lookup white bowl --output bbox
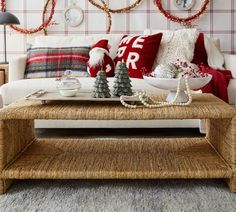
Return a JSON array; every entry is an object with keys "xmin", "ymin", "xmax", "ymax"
[
  {"xmin": 144, "ymin": 75, "xmax": 212, "ymax": 103},
  {"xmin": 144, "ymin": 75, "xmax": 212, "ymax": 90},
  {"xmin": 59, "ymin": 89, "xmax": 79, "ymax": 97}
]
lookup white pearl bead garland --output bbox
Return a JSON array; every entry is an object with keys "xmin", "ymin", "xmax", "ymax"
[{"xmin": 120, "ymin": 76, "xmax": 192, "ymax": 109}]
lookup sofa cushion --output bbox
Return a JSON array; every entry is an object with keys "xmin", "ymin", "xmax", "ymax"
[
  {"xmin": 114, "ymin": 33, "xmax": 163, "ymax": 78},
  {"xmin": 4, "ymin": 76, "xmax": 233, "ymax": 106},
  {"xmin": 224, "ymin": 53, "xmax": 236, "ymax": 78},
  {"xmin": 0, "ymin": 77, "xmax": 167, "ymax": 105},
  {"xmin": 204, "ymin": 36, "xmax": 225, "ymax": 70},
  {"xmin": 33, "ymin": 34, "xmax": 124, "ymax": 59},
  {"xmin": 228, "ymin": 79, "xmax": 236, "ymax": 105},
  {"xmin": 25, "ymin": 47, "xmax": 90, "ymax": 79}
]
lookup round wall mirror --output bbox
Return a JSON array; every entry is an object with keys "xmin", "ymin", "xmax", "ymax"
[
  {"xmin": 174, "ymin": 0, "xmax": 195, "ymax": 10},
  {"xmin": 63, "ymin": 5, "xmax": 84, "ymax": 27}
]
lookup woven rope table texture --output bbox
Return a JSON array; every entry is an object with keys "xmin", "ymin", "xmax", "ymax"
[
  {"xmin": 0, "ymin": 93, "xmax": 236, "ymax": 194},
  {"xmin": 0, "ymin": 94, "xmax": 235, "ymax": 120}
]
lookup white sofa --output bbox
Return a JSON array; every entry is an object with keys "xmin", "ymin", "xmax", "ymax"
[{"xmin": 1, "ymin": 33, "xmax": 236, "ymax": 129}]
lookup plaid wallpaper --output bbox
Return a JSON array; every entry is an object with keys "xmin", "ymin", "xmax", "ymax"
[{"xmin": 0, "ymin": 0, "xmax": 235, "ymax": 61}]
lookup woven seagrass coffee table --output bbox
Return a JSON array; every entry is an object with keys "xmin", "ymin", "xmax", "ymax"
[{"xmin": 0, "ymin": 94, "xmax": 236, "ymax": 194}]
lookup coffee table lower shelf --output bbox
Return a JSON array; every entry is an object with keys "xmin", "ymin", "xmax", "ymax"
[{"xmin": 2, "ymin": 137, "xmax": 232, "ymax": 180}]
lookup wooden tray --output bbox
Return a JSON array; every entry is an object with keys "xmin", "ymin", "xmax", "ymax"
[{"xmin": 25, "ymin": 89, "xmax": 139, "ymax": 103}]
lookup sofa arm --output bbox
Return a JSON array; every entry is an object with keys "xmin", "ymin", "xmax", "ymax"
[
  {"xmin": 9, "ymin": 55, "xmax": 27, "ymax": 82},
  {"xmin": 224, "ymin": 53, "xmax": 236, "ymax": 78}
]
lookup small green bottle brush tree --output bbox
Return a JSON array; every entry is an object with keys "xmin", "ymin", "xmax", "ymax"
[
  {"xmin": 92, "ymin": 62, "xmax": 133, "ymax": 98},
  {"xmin": 112, "ymin": 62, "xmax": 133, "ymax": 97},
  {"xmin": 92, "ymin": 71, "xmax": 111, "ymax": 98}
]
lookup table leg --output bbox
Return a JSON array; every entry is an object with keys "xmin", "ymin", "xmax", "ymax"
[
  {"xmin": 0, "ymin": 179, "xmax": 13, "ymax": 194},
  {"xmin": 0, "ymin": 120, "xmax": 35, "ymax": 194},
  {"xmin": 206, "ymin": 117, "xmax": 236, "ymax": 192}
]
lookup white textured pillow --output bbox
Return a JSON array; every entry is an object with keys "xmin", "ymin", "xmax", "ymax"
[{"xmin": 144, "ymin": 29, "xmax": 199, "ymax": 69}]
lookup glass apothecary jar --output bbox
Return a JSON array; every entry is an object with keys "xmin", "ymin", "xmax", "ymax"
[{"xmin": 57, "ymin": 70, "xmax": 81, "ymax": 97}]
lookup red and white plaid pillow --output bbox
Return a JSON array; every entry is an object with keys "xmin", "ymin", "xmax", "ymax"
[{"xmin": 114, "ymin": 33, "xmax": 162, "ymax": 78}]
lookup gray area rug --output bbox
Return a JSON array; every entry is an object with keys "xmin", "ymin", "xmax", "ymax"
[{"xmin": 0, "ymin": 179, "xmax": 236, "ymax": 212}]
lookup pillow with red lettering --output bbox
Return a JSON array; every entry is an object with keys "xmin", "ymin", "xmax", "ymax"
[{"xmin": 114, "ymin": 33, "xmax": 163, "ymax": 78}]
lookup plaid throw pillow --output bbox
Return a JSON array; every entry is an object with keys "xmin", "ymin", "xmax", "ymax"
[{"xmin": 25, "ymin": 47, "xmax": 90, "ymax": 79}]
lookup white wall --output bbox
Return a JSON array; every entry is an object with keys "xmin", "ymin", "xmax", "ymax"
[{"xmin": 0, "ymin": 0, "xmax": 235, "ymax": 61}]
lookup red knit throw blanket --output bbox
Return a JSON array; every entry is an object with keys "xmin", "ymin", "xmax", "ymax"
[{"xmin": 198, "ymin": 64, "xmax": 232, "ymax": 103}]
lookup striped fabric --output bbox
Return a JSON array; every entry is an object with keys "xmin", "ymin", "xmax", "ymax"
[{"xmin": 25, "ymin": 47, "xmax": 90, "ymax": 79}]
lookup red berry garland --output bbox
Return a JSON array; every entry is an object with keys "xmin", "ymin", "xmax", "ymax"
[
  {"xmin": 0, "ymin": 0, "xmax": 4, "ymax": 11},
  {"xmin": 88, "ymin": 0, "xmax": 143, "ymax": 33},
  {"xmin": 153, "ymin": 0, "xmax": 210, "ymax": 27},
  {"xmin": 0, "ymin": 0, "xmax": 56, "ymax": 35}
]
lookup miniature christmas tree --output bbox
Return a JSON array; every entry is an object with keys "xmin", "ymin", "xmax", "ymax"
[
  {"xmin": 92, "ymin": 71, "xmax": 111, "ymax": 98},
  {"xmin": 113, "ymin": 62, "xmax": 133, "ymax": 97}
]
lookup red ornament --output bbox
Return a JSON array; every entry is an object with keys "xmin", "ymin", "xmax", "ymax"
[
  {"xmin": 153, "ymin": 0, "xmax": 210, "ymax": 27},
  {"xmin": 0, "ymin": 0, "xmax": 56, "ymax": 35}
]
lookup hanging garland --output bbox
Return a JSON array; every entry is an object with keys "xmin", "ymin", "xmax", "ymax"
[
  {"xmin": 0, "ymin": 0, "xmax": 5, "ymax": 11},
  {"xmin": 99, "ymin": 0, "xmax": 112, "ymax": 34},
  {"xmin": 42, "ymin": 0, "xmax": 54, "ymax": 35},
  {"xmin": 88, "ymin": 0, "xmax": 143, "ymax": 13},
  {"xmin": 88, "ymin": 0, "xmax": 143, "ymax": 33},
  {"xmin": 153, "ymin": 0, "xmax": 210, "ymax": 27},
  {"xmin": 0, "ymin": 0, "xmax": 56, "ymax": 35}
]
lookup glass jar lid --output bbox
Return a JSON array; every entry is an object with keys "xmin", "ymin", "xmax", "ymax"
[{"xmin": 57, "ymin": 70, "xmax": 81, "ymax": 90}]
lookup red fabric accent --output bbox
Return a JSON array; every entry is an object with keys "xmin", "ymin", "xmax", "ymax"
[
  {"xmin": 114, "ymin": 33, "xmax": 163, "ymax": 79},
  {"xmin": 91, "ymin": 39, "xmax": 109, "ymax": 52},
  {"xmin": 199, "ymin": 65, "xmax": 232, "ymax": 103},
  {"xmin": 88, "ymin": 54, "xmax": 115, "ymax": 77},
  {"xmin": 192, "ymin": 33, "xmax": 208, "ymax": 65},
  {"xmin": 87, "ymin": 40, "xmax": 115, "ymax": 77}
]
